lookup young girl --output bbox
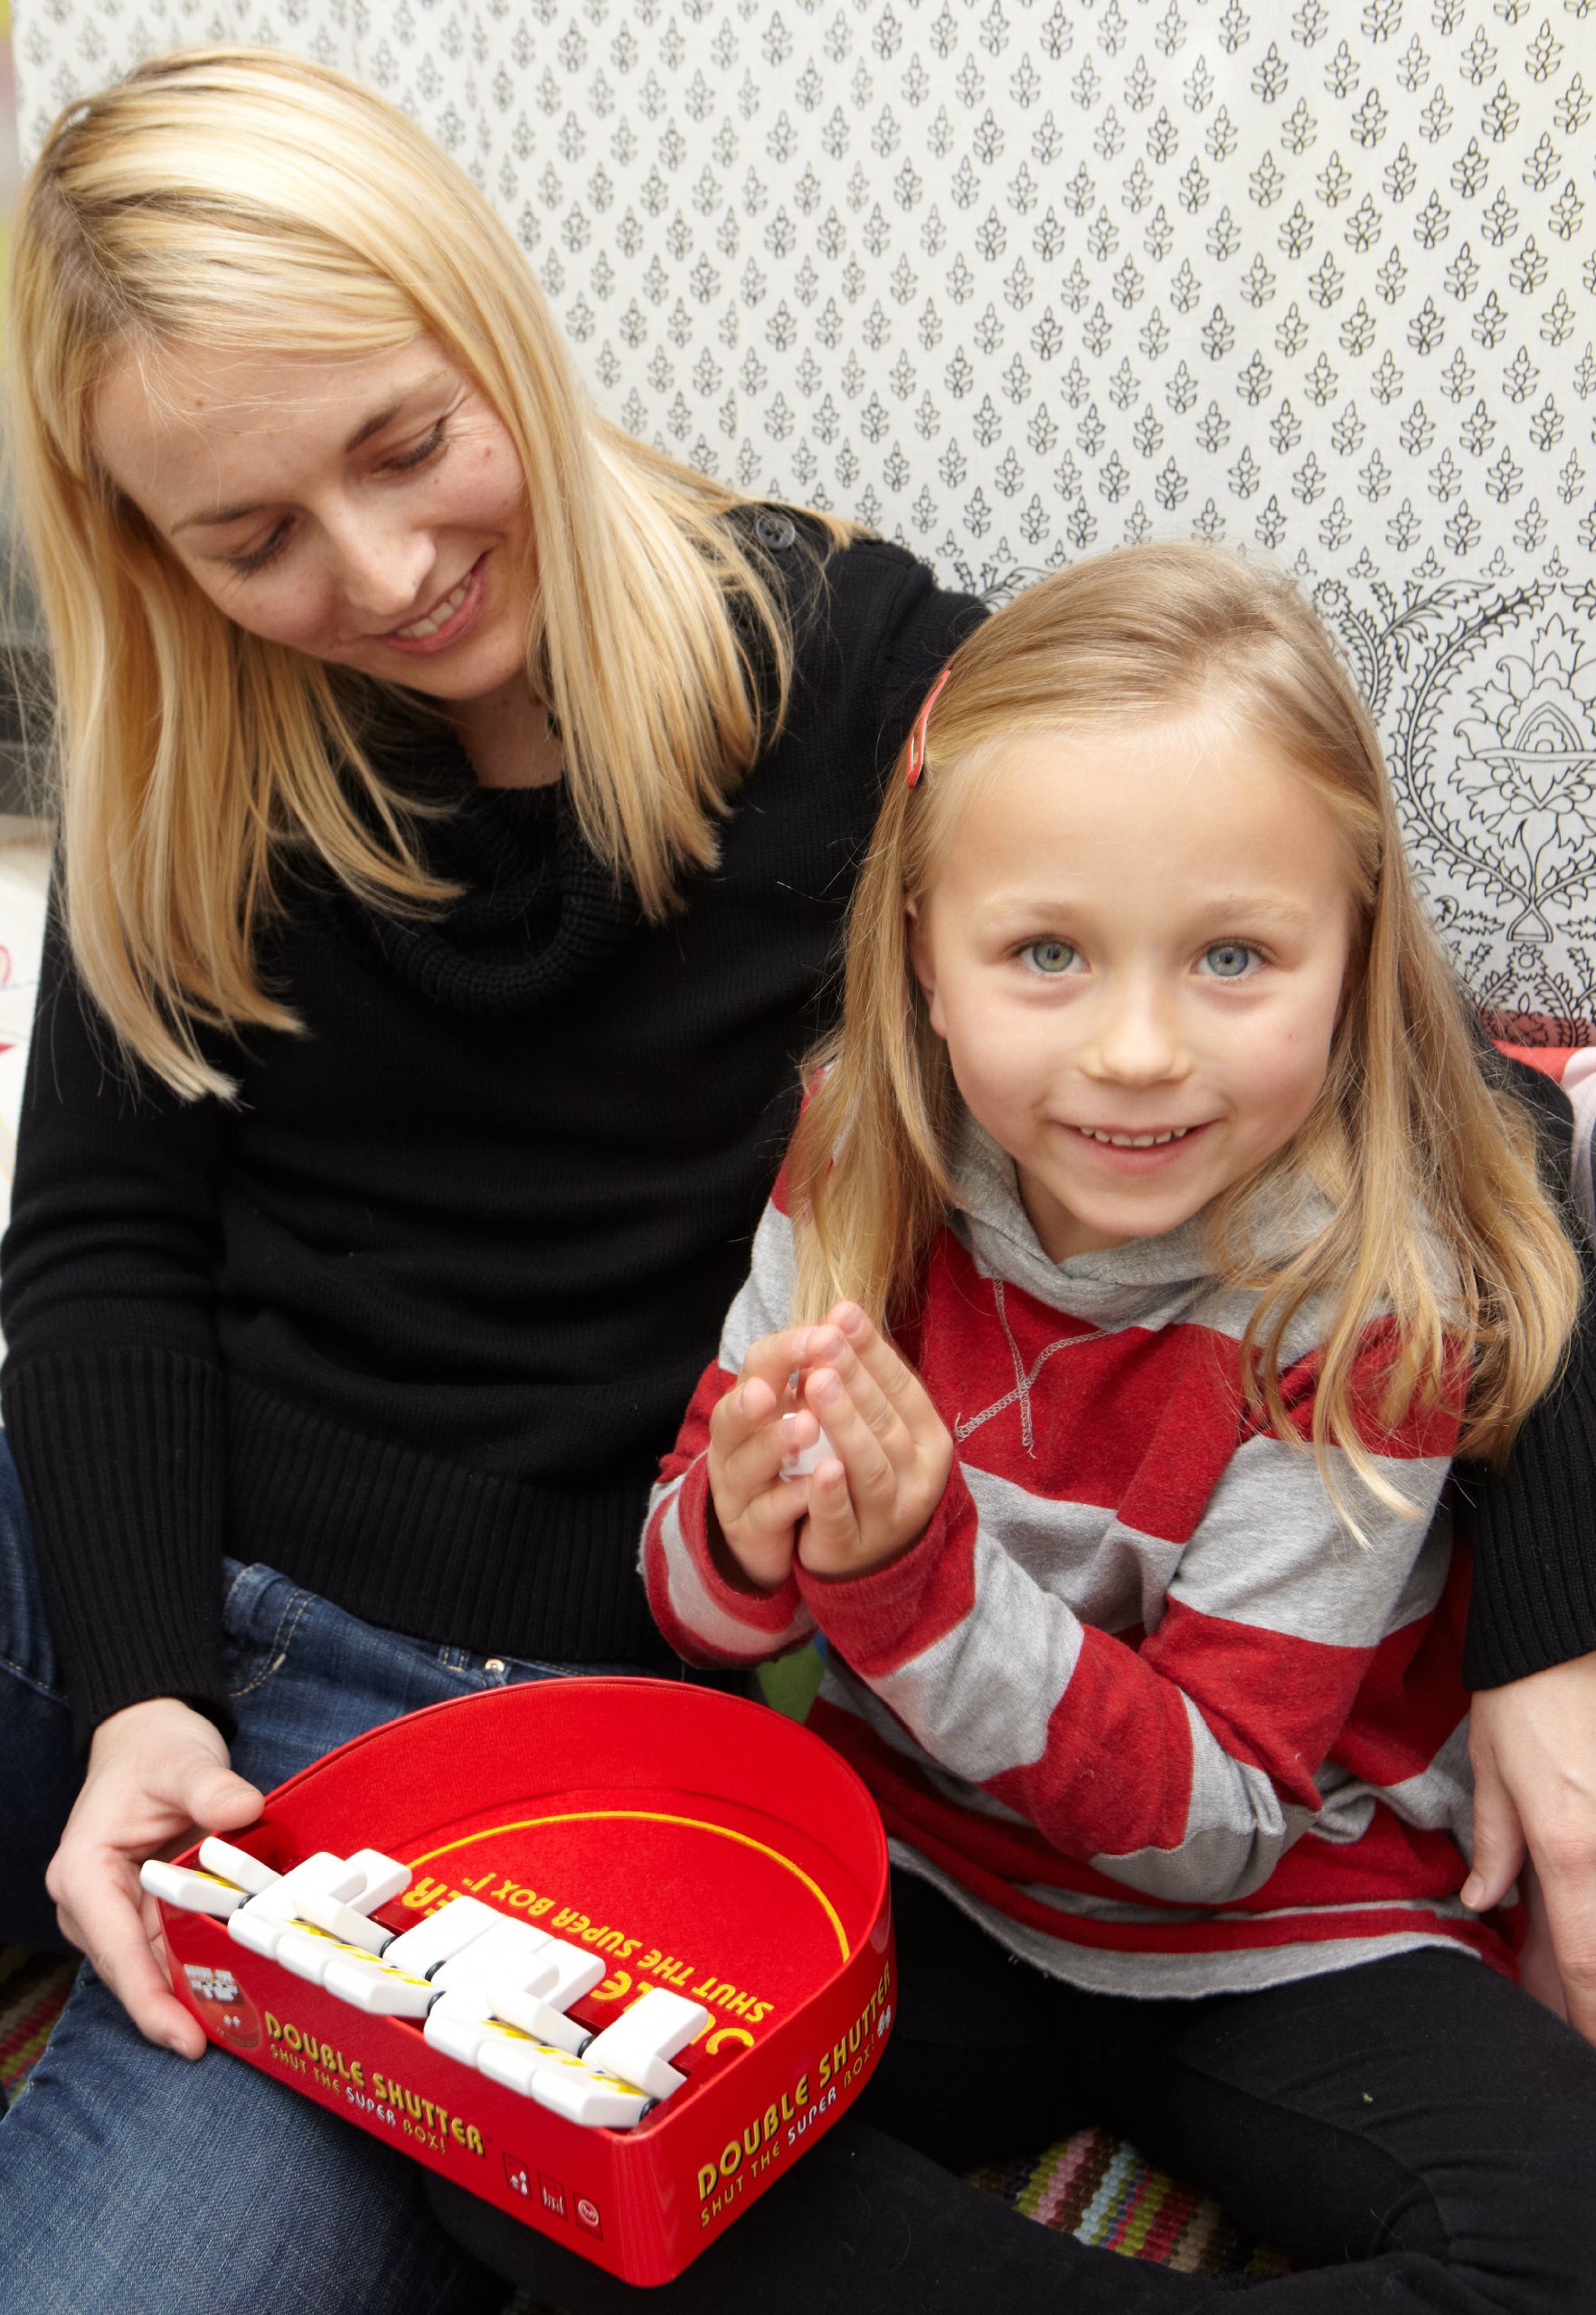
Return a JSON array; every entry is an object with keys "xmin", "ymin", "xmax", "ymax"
[{"xmin": 629, "ymin": 549, "xmax": 1596, "ymax": 2310}]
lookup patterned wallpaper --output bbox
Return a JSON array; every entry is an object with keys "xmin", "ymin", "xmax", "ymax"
[{"xmin": 13, "ymin": 0, "xmax": 1596, "ymax": 1028}]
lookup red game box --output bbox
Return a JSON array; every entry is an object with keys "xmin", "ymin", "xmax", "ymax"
[{"xmin": 154, "ymin": 1677, "xmax": 894, "ymax": 2285}]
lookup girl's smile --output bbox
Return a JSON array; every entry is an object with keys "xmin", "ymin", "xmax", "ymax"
[
  {"xmin": 909, "ymin": 711, "xmax": 1355, "ymax": 1262},
  {"xmin": 1062, "ymin": 1117, "xmax": 1216, "ymax": 1170}
]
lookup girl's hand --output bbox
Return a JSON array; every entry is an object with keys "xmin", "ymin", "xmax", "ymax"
[
  {"xmin": 45, "ymin": 1696, "xmax": 265, "ymax": 2058},
  {"xmin": 706, "ymin": 1324, "xmax": 824, "ymax": 1591},
  {"xmin": 796, "ymin": 1303, "xmax": 952, "ymax": 1578}
]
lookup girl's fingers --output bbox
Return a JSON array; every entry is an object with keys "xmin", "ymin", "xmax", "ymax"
[
  {"xmin": 716, "ymin": 1315, "xmax": 948, "ymax": 1576},
  {"xmin": 824, "ymin": 1304, "xmax": 947, "ymax": 1445},
  {"xmin": 736, "ymin": 1327, "xmax": 828, "ymax": 1401},
  {"xmin": 707, "ymin": 1379, "xmax": 780, "ymax": 1524},
  {"xmin": 801, "ymin": 1330, "xmax": 953, "ymax": 1572},
  {"xmin": 741, "ymin": 1476, "xmax": 811, "ymax": 1544},
  {"xmin": 708, "ymin": 1472, "xmax": 810, "ymax": 1583},
  {"xmin": 798, "ymin": 1457, "xmax": 863, "ymax": 1572},
  {"xmin": 711, "ymin": 1399, "xmax": 817, "ymax": 1521},
  {"xmin": 709, "ymin": 1369, "xmax": 777, "ymax": 1455},
  {"xmin": 804, "ymin": 1361, "xmax": 907, "ymax": 1496},
  {"xmin": 718, "ymin": 1476, "xmax": 810, "ymax": 1590},
  {"xmin": 710, "ymin": 1325, "xmax": 828, "ymax": 1462},
  {"xmin": 707, "ymin": 1337, "xmax": 826, "ymax": 1582}
]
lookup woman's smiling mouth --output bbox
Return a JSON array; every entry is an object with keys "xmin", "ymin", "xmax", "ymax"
[{"xmin": 382, "ymin": 553, "xmax": 487, "ymax": 653}]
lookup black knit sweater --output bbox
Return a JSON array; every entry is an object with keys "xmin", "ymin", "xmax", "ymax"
[
  {"xmin": 0, "ymin": 531, "xmax": 982, "ymax": 1743},
  {"xmin": 1459, "ymin": 1061, "xmax": 1596, "ymax": 1691},
  {"xmin": 2, "ymin": 528, "xmax": 1591, "ymax": 1750}
]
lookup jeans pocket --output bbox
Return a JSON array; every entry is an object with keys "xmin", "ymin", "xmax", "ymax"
[{"xmin": 221, "ymin": 1563, "xmax": 315, "ymax": 1700}]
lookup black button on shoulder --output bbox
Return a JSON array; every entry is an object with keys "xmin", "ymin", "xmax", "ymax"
[{"xmin": 753, "ymin": 510, "xmax": 797, "ymax": 551}]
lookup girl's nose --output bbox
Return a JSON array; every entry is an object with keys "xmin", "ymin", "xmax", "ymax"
[{"xmin": 1085, "ymin": 983, "xmax": 1188, "ymax": 1086}]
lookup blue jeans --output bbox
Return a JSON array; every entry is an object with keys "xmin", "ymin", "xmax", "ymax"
[{"xmin": 0, "ymin": 1432, "xmax": 654, "ymax": 2314}]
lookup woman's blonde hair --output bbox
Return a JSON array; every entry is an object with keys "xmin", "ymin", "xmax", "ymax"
[
  {"xmin": 790, "ymin": 543, "xmax": 1582, "ymax": 1507},
  {"xmin": 7, "ymin": 46, "xmax": 845, "ymax": 1098}
]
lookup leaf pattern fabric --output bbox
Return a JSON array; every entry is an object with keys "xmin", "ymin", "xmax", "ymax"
[{"xmin": 14, "ymin": 0, "xmax": 1596, "ymax": 1023}]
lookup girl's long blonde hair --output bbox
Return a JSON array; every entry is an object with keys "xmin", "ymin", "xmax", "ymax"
[
  {"xmin": 7, "ymin": 47, "xmax": 845, "ymax": 1099},
  {"xmin": 790, "ymin": 545, "xmax": 1582, "ymax": 1501}
]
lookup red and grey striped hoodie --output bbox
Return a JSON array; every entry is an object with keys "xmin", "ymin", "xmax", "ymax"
[{"xmin": 644, "ymin": 1112, "xmax": 1509, "ymax": 1996}]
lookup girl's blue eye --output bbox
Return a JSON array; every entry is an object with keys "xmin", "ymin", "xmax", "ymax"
[
  {"xmin": 1023, "ymin": 940, "xmax": 1079, "ymax": 975},
  {"xmin": 1203, "ymin": 942, "xmax": 1258, "ymax": 979}
]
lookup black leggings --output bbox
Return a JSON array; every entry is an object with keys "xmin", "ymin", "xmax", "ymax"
[{"xmin": 434, "ymin": 1872, "xmax": 1596, "ymax": 2311}]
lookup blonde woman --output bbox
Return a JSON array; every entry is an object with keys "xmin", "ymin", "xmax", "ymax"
[
  {"xmin": 0, "ymin": 45, "xmax": 1589, "ymax": 2315},
  {"xmin": 0, "ymin": 45, "xmax": 986, "ymax": 2309}
]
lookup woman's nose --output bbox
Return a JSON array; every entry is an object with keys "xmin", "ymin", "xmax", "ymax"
[{"xmin": 325, "ymin": 506, "xmax": 436, "ymax": 623}]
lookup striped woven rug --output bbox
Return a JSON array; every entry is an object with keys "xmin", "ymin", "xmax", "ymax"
[
  {"xmin": 2, "ymin": 1943, "xmax": 1283, "ymax": 2279},
  {"xmin": 0, "ymin": 1946, "xmax": 73, "ymax": 2106},
  {"xmin": 967, "ymin": 2133, "xmax": 1289, "ymax": 2278}
]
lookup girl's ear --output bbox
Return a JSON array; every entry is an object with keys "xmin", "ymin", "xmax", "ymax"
[{"xmin": 905, "ymin": 902, "xmax": 948, "ymax": 1040}]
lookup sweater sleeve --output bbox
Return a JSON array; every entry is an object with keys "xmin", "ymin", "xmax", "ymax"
[
  {"xmin": 1462, "ymin": 1053, "xmax": 1596, "ymax": 1687},
  {"xmin": 642, "ymin": 1179, "xmax": 816, "ymax": 1667},
  {"xmin": 1461, "ymin": 1220, "xmax": 1596, "ymax": 1687},
  {"xmin": 798, "ymin": 1332, "xmax": 1460, "ymax": 1904},
  {"xmin": 0, "ymin": 898, "xmax": 232, "ymax": 1747}
]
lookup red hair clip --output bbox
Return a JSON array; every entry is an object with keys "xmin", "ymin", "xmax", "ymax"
[{"xmin": 905, "ymin": 668, "xmax": 951, "ymax": 789}]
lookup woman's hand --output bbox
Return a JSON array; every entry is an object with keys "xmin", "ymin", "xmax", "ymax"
[
  {"xmin": 706, "ymin": 1323, "xmax": 824, "ymax": 1591},
  {"xmin": 46, "ymin": 1697, "xmax": 265, "ymax": 2058},
  {"xmin": 794, "ymin": 1302, "xmax": 952, "ymax": 1579},
  {"xmin": 1464, "ymin": 1653, "xmax": 1596, "ymax": 2046}
]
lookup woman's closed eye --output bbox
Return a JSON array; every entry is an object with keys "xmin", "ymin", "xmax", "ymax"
[
  {"xmin": 382, "ymin": 416, "xmax": 449, "ymax": 473},
  {"xmin": 227, "ymin": 523, "xmax": 292, "ymax": 577},
  {"xmin": 1198, "ymin": 940, "xmax": 1263, "ymax": 980},
  {"xmin": 224, "ymin": 420, "xmax": 451, "ymax": 577}
]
